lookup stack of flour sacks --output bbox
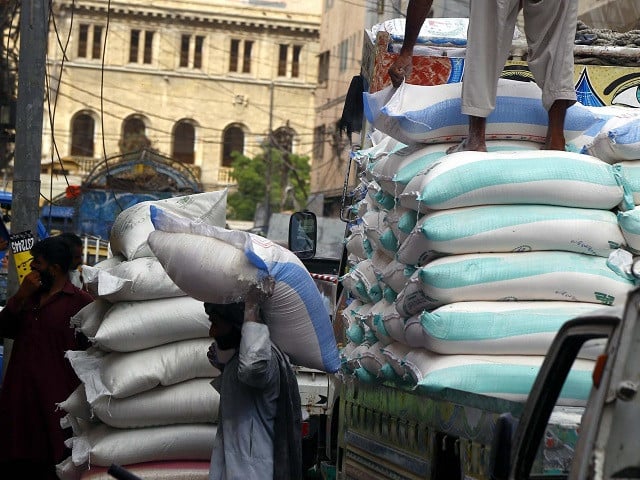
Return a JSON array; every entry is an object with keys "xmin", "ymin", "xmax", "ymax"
[
  {"xmin": 56, "ymin": 190, "xmax": 229, "ymax": 480},
  {"xmin": 340, "ymin": 78, "xmax": 640, "ymax": 405}
]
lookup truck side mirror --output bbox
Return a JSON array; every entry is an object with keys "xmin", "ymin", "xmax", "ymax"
[{"xmin": 288, "ymin": 211, "xmax": 317, "ymax": 260}]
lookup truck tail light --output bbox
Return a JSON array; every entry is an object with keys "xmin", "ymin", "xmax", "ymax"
[
  {"xmin": 301, "ymin": 421, "xmax": 310, "ymax": 438},
  {"xmin": 592, "ymin": 354, "xmax": 608, "ymax": 388}
]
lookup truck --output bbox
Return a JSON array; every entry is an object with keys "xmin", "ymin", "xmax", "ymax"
[{"xmin": 289, "ymin": 19, "xmax": 640, "ymax": 480}]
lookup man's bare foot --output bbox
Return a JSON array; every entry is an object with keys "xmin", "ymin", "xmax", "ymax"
[
  {"xmin": 446, "ymin": 138, "xmax": 488, "ymax": 154},
  {"xmin": 542, "ymin": 134, "xmax": 567, "ymax": 151}
]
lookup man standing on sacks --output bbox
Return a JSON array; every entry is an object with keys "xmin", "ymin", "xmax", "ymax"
[
  {"xmin": 204, "ymin": 275, "xmax": 303, "ymax": 480},
  {"xmin": 389, "ymin": 0, "xmax": 578, "ymax": 152}
]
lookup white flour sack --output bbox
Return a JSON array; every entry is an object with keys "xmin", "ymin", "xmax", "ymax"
[
  {"xmin": 109, "ymin": 189, "xmax": 228, "ymax": 260},
  {"xmin": 91, "ymin": 378, "xmax": 219, "ymax": 428},
  {"xmin": 419, "ymin": 301, "xmax": 601, "ymax": 355},
  {"xmin": 399, "ymin": 150, "xmax": 624, "ymax": 211},
  {"xmin": 405, "ymin": 353, "xmax": 595, "ymax": 406},
  {"xmin": 412, "ymin": 251, "xmax": 634, "ymax": 310},
  {"xmin": 364, "ymin": 79, "xmax": 605, "ymax": 146},
  {"xmin": 370, "ymin": 140, "xmax": 538, "ymax": 197},
  {"xmin": 82, "ymin": 256, "xmax": 185, "ymax": 302},
  {"xmin": 66, "ymin": 338, "xmax": 220, "ymax": 402},
  {"xmin": 67, "ymin": 423, "xmax": 216, "ymax": 467},
  {"xmin": 147, "ymin": 207, "xmax": 340, "ymax": 373},
  {"xmin": 397, "ymin": 204, "xmax": 624, "ymax": 266},
  {"xmin": 70, "ymin": 300, "xmax": 113, "ymax": 339},
  {"xmin": 92, "ymin": 297, "xmax": 211, "ymax": 352}
]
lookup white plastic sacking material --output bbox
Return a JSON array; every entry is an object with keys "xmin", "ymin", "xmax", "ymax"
[
  {"xmin": 398, "ymin": 251, "xmax": 634, "ymax": 313},
  {"xmin": 399, "ymin": 150, "xmax": 624, "ymax": 211},
  {"xmin": 367, "ymin": 300, "xmax": 395, "ymax": 346},
  {"xmin": 369, "ymin": 143, "xmax": 450, "ymax": 196},
  {"xmin": 419, "ymin": 301, "xmax": 601, "ymax": 355},
  {"xmin": 91, "ymin": 255, "xmax": 125, "ymax": 270},
  {"xmin": 358, "ymin": 342, "xmax": 387, "ymax": 378},
  {"xmin": 82, "ymin": 256, "xmax": 185, "ymax": 302},
  {"xmin": 91, "ymin": 378, "xmax": 219, "ymax": 428},
  {"xmin": 343, "ymin": 300, "xmax": 366, "ymax": 346},
  {"xmin": 66, "ymin": 423, "xmax": 217, "ymax": 467},
  {"xmin": 147, "ymin": 207, "xmax": 340, "ymax": 373},
  {"xmin": 384, "ymin": 205, "xmax": 418, "ymax": 245},
  {"xmin": 617, "ymin": 207, "xmax": 640, "ymax": 253},
  {"xmin": 92, "ymin": 297, "xmax": 211, "ymax": 352},
  {"xmin": 402, "ymin": 351, "xmax": 595, "ymax": 406},
  {"xmin": 109, "ymin": 189, "xmax": 228, "ymax": 261},
  {"xmin": 341, "ymin": 259, "xmax": 381, "ymax": 304},
  {"xmin": 70, "ymin": 300, "xmax": 113, "ymax": 339},
  {"xmin": 380, "ymin": 259, "xmax": 416, "ymax": 294},
  {"xmin": 371, "ymin": 140, "xmax": 537, "ymax": 197},
  {"xmin": 614, "ymin": 162, "xmax": 640, "ymax": 211},
  {"xmin": 362, "ymin": 209, "xmax": 388, "ymax": 251},
  {"xmin": 66, "ymin": 339, "xmax": 221, "ymax": 402},
  {"xmin": 371, "ymin": 299, "xmax": 406, "ymax": 345},
  {"xmin": 380, "ymin": 342, "xmax": 412, "ymax": 379},
  {"xmin": 339, "ymin": 342, "xmax": 359, "ymax": 374},
  {"xmin": 366, "ymin": 179, "xmax": 397, "ymax": 211},
  {"xmin": 404, "ymin": 315, "xmax": 428, "ymax": 348},
  {"xmin": 583, "ymin": 115, "xmax": 640, "ymax": 163},
  {"xmin": 345, "ymin": 224, "xmax": 370, "ymax": 261},
  {"xmin": 351, "ymin": 132, "xmax": 406, "ymax": 175},
  {"xmin": 57, "ymin": 384, "xmax": 94, "ymax": 422},
  {"xmin": 364, "ymin": 79, "xmax": 607, "ymax": 146},
  {"xmin": 397, "ymin": 204, "xmax": 625, "ymax": 266}
]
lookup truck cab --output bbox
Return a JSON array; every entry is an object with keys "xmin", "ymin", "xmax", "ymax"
[{"xmin": 498, "ymin": 288, "xmax": 640, "ymax": 480}]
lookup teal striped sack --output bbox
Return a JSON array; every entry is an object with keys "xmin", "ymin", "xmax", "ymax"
[
  {"xmin": 399, "ymin": 150, "xmax": 624, "ymax": 211},
  {"xmin": 396, "ymin": 204, "xmax": 624, "ymax": 266}
]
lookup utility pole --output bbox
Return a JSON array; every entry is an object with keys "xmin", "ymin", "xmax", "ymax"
[
  {"xmin": 13, "ymin": 0, "xmax": 46, "ymax": 242},
  {"xmin": 263, "ymin": 81, "xmax": 274, "ymax": 232},
  {"xmin": 4, "ymin": 0, "xmax": 48, "ymax": 373}
]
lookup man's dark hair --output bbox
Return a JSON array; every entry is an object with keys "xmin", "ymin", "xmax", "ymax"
[
  {"xmin": 204, "ymin": 302, "xmax": 244, "ymax": 328},
  {"xmin": 58, "ymin": 232, "xmax": 83, "ymax": 249},
  {"xmin": 31, "ymin": 236, "xmax": 73, "ymax": 271}
]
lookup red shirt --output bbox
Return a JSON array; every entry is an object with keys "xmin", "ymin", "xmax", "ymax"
[{"xmin": 0, "ymin": 281, "xmax": 93, "ymax": 463}]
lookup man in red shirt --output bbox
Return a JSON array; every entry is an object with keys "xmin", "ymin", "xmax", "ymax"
[{"xmin": 0, "ymin": 236, "xmax": 93, "ymax": 478}]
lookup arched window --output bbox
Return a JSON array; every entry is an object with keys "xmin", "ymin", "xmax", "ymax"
[
  {"xmin": 172, "ymin": 120, "xmax": 196, "ymax": 164},
  {"xmin": 70, "ymin": 112, "xmax": 95, "ymax": 157},
  {"xmin": 222, "ymin": 124, "xmax": 245, "ymax": 167},
  {"xmin": 120, "ymin": 115, "xmax": 150, "ymax": 154}
]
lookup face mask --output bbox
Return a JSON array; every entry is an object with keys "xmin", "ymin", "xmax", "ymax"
[{"xmin": 215, "ymin": 327, "xmax": 242, "ymax": 351}]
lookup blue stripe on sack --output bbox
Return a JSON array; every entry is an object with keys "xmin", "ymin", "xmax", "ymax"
[
  {"xmin": 383, "ymin": 97, "xmax": 603, "ymax": 136},
  {"xmin": 267, "ymin": 260, "xmax": 340, "ymax": 373},
  {"xmin": 419, "ymin": 157, "xmax": 617, "ymax": 207},
  {"xmin": 417, "ymin": 364, "xmax": 591, "ymax": 400},
  {"xmin": 421, "ymin": 205, "xmax": 616, "ymax": 242},
  {"xmin": 419, "ymin": 252, "xmax": 631, "ymax": 289}
]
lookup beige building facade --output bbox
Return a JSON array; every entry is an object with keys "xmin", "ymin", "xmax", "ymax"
[{"xmin": 45, "ymin": 0, "xmax": 321, "ymax": 192}]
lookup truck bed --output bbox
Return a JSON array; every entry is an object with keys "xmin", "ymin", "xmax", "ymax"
[{"xmin": 338, "ymin": 380, "xmax": 580, "ymax": 480}]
